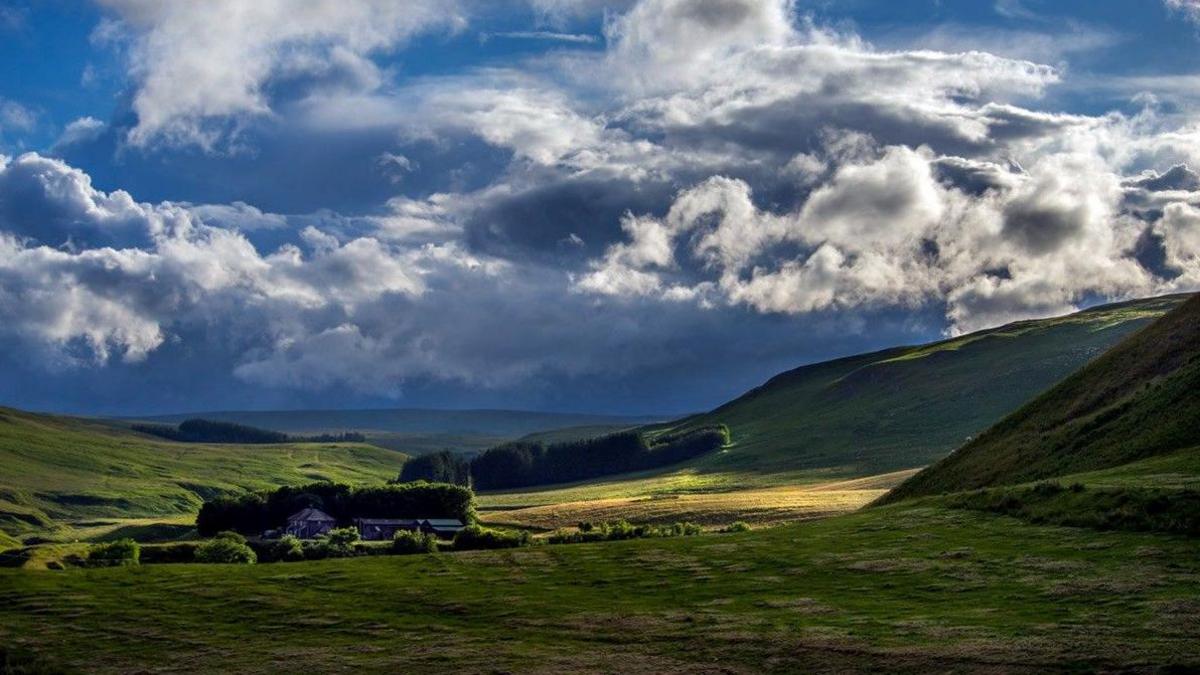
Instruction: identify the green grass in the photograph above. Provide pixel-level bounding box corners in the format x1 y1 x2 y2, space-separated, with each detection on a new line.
0 408 408 542
650 294 1187 481
885 294 1200 502
1 503 1197 673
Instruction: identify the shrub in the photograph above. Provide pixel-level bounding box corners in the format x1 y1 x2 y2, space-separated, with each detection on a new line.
453 525 531 551
213 530 247 544
87 539 140 567
392 530 438 555
721 521 751 533
304 527 361 560
194 535 257 564
261 535 304 563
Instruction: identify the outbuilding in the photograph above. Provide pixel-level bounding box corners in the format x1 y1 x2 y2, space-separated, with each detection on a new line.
355 518 420 541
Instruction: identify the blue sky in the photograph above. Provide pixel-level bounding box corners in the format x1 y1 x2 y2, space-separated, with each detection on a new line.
2 0 1200 416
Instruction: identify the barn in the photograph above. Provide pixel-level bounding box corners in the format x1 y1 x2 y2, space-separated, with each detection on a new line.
419 518 466 539
355 518 419 541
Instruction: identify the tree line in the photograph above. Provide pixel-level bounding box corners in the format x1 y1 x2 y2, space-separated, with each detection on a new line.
133 418 366 445
195 480 475 536
398 425 730 490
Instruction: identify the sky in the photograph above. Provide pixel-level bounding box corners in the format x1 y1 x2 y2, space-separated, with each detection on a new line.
3 0 1200 416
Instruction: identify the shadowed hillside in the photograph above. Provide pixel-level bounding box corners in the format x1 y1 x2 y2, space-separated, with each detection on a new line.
652 294 1189 478
883 293 1200 503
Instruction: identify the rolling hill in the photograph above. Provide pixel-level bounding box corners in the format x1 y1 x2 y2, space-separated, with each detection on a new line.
131 408 662 437
648 294 1190 481
0 408 407 543
883 293 1200 503
125 408 663 455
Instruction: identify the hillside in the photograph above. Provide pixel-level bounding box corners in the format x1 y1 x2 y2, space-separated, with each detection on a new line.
651 294 1188 479
884 293 1200 503
0 408 407 543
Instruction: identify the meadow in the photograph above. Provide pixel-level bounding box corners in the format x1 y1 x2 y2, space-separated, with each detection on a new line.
2 502 1198 673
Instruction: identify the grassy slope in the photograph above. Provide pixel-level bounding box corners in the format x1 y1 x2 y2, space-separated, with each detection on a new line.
0 408 407 540
885 294 1200 503
1 504 1197 673
652 295 1187 480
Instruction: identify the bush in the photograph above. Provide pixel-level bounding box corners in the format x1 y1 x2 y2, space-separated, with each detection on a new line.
194 535 257 564
452 525 531 551
392 530 438 555
261 535 305 562
87 539 140 567
721 521 751 533
303 527 361 560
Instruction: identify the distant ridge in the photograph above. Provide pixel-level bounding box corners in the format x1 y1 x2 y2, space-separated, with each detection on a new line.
126 408 666 437
882 293 1200 503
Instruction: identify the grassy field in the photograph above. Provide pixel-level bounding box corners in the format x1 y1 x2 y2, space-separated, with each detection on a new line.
648 295 1187 481
0 408 407 543
886 294 1200 502
480 470 917 530
2 502 1198 673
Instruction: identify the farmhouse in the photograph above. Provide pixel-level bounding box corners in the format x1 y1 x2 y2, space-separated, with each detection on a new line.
284 508 336 539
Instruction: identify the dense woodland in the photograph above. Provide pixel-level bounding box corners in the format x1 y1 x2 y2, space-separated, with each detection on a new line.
397 450 472 485
195 481 475 536
133 419 366 445
468 425 729 490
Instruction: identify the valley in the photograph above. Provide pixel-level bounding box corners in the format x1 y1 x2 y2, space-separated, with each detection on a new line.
2 294 1199 672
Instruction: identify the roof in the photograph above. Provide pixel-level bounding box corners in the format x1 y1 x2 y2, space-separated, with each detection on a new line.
287 507 336 522
355 518 419 526
421 519 465 527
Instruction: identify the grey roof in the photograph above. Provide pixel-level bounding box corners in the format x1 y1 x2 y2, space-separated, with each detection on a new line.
287 507 336 522
355 518 419 526
421 519 465 527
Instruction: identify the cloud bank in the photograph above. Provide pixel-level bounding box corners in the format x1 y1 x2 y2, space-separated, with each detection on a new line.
4 0 1200 412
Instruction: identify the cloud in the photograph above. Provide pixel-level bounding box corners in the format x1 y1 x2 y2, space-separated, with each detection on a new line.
486 31 600 44
97 0 467 148
51 117 107 151
1165 0 1200 24
0 99 36 145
